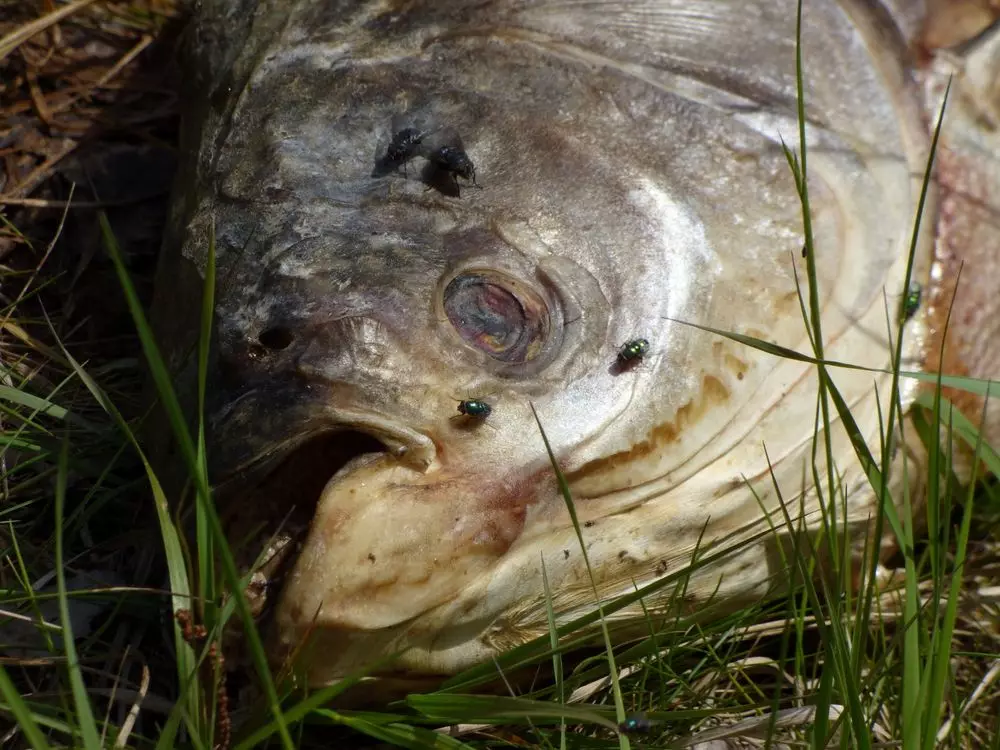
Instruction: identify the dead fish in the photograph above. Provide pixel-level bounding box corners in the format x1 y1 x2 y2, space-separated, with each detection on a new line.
149 0 1000 694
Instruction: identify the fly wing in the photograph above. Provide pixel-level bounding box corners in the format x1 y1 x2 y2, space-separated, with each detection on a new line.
415 125 464 157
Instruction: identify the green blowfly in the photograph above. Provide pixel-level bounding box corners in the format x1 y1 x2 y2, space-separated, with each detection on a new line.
615 337 650 370
456 398 492 419
900 281 922 322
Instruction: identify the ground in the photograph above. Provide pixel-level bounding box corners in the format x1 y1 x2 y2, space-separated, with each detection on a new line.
1 3 998 749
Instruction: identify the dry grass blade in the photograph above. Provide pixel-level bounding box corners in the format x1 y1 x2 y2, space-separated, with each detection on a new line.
113 662 149 748
0 196 156 209
936 659 1000 744
567 663 647 705
0 0 104 64
0 0 182 236
673 705 891 748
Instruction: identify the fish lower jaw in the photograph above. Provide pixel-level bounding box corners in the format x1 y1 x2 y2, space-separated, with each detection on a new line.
222 421 440 640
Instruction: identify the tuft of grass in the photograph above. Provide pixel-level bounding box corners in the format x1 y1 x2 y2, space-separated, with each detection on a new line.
529 402 631 750
98 212 297 749
53 436 102 749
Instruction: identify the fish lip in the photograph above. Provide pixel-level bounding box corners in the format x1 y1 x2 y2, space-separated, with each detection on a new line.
324 408 437 471
210 411 437 493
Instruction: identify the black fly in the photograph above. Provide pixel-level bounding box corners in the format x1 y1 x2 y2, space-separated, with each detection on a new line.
385 127 426 174
373 119 480 195
372 126 426 177
418 127 480 193
428 144 478 187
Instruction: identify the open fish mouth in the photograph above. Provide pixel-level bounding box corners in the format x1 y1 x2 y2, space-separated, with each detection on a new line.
215 429 385 553
213 418 436 619
209 391 440 491
246 430 390 509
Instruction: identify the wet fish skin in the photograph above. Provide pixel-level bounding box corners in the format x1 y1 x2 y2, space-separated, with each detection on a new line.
148 0 1000 690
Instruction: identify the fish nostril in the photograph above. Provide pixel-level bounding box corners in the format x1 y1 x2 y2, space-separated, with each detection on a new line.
259 326 294 351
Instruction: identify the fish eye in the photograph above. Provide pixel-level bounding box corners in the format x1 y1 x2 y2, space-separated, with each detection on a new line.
442 271 550 364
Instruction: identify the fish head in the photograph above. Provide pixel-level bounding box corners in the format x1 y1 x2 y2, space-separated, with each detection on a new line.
157 0 947 688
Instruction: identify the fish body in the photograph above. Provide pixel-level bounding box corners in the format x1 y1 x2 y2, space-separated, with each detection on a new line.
151 0 1000 689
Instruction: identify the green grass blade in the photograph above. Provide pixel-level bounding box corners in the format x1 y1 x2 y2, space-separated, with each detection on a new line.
529 404 632 747
0 699 79 737
98 212 296 749
319 710 473 749
55 338 204 741
231 647 412 750
153 699 189 750
541 556 567 750
914 393 1000 476
887 79 950 750
96 215 198 481
196 222 217 628
788 13 849 697
54 437 102 750
407 694 619 731
759 443 868 745
921 391 987 748
662 318 997 402
0 665 53 750
697 317 907 547
0 384 70 422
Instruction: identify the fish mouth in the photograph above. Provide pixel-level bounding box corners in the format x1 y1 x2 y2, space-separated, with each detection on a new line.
213 416 437 605
212 409 437 495
254 429 390 514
